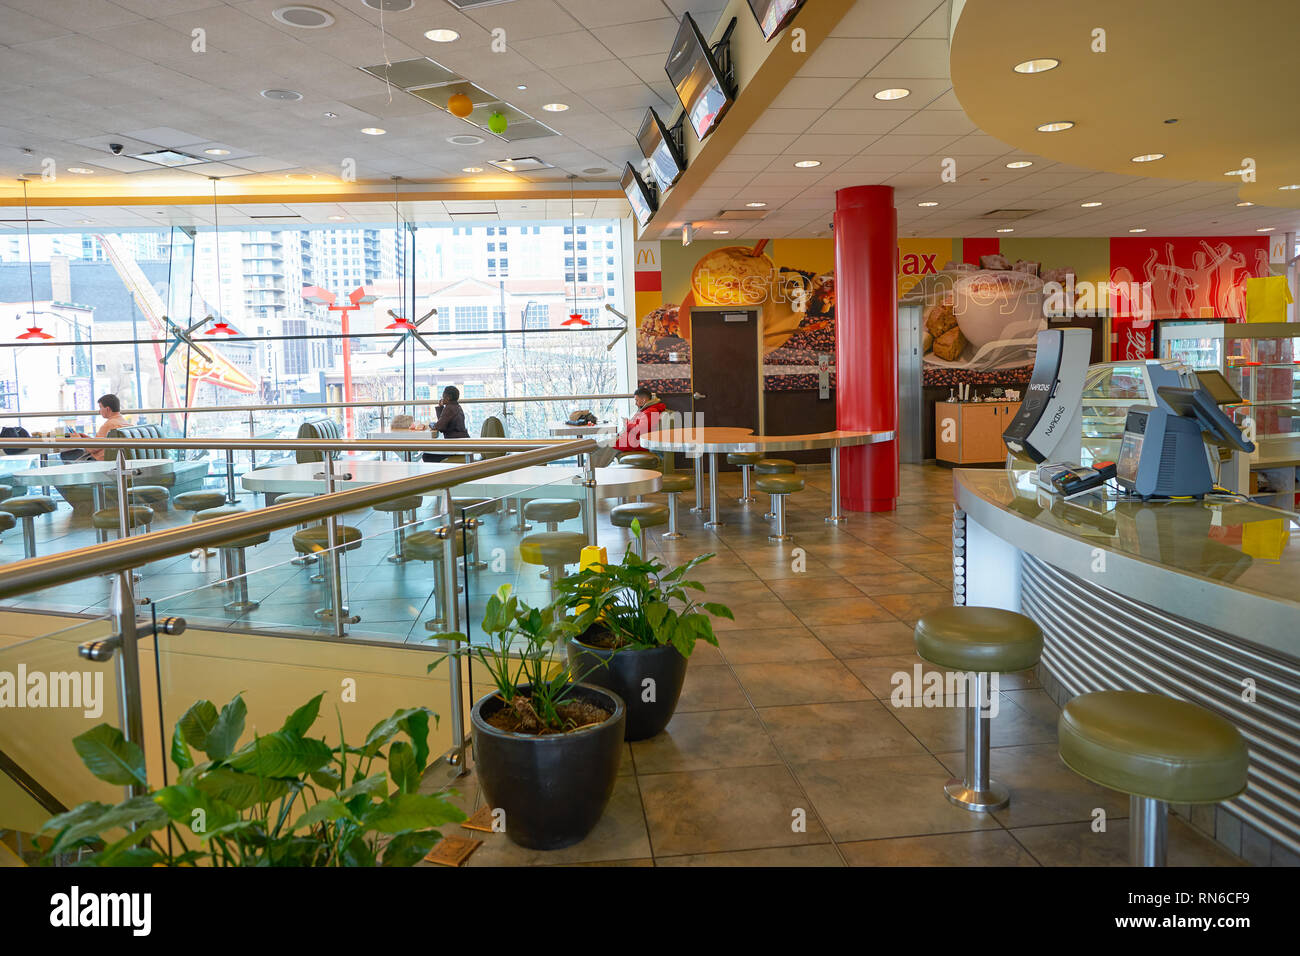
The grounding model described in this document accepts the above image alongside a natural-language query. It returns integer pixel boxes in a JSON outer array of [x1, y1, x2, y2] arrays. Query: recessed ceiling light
[[1005, 161, 1033, 169], [1129, 227, 1147, 233], [1224, 168, 1249, 176], [360, 127, 386, 135], [542, 103, 569, 112], [448, 134, 485, 146], [272, 5, 335, 28], [1280, 184, 1300, 191], [1131, 153, 1165, 163], [573, 211, 585, 216], [794, 160, 821, 168], [322, 111, 338, 118], [713, 230, 729, 234], [582, 167, 607, 174], [261, 88, 303, 101], [424, 29, 459, 42], [1013, 58, 1059, 74], [516, 84, 528, 91], [204, 148, 231, 156], [917, 201, 939, 207], [874, 88, 910, 100], [67, 166, 95, 174], [1236, 201, 1255, 207], [327, 215, 345, 220], [1257, 226, 1275, 232], [996, 227, 1014, 233], [1080, 201, 1103, 207], [462, 166, 484, 173], [745, 201, 767, 207], [1036, 121, 1074, 132], [78, 219, 94, 224]]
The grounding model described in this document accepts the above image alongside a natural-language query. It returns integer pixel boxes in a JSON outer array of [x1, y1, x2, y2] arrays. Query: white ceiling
[[0, 0, 1295, 238]]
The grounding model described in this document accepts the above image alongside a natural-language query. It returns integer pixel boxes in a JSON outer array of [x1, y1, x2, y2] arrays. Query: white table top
[[241, 459, 661, 499], [8, 458, 175, 487], [367, 429, 434, 441], [547, 421, 619, 437], [640, 427, 895, 454]]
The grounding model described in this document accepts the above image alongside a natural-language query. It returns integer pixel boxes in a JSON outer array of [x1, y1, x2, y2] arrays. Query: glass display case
[[1079, 360, 1187, 466]]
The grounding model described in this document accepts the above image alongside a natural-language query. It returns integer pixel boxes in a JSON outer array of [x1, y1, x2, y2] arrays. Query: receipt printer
[[1003, 328, 1092, 463]]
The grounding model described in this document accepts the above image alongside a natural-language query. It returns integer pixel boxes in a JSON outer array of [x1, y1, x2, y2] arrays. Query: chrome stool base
[[314, 607, 359, 624], [825, 515, 848, 525], [944, 778, 1009, 813], [386, 553, 408, 564], [224, 600, 261, 614]]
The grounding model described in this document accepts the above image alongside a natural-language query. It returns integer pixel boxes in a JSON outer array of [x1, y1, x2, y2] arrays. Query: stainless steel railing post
[[321, 464, 351, 639], [114, 452, 131, 541], [247, 410, 257, 471], [439, 487, 465, 771], [584, 456, 598, 546], [224, 449, 237, 505], [109, 571, 147, 799]]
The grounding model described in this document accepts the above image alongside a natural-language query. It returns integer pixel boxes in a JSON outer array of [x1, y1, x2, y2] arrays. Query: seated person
[[613, 387, 667, 454], [69, 393, 129, 462], [421, 385, 470, 463]]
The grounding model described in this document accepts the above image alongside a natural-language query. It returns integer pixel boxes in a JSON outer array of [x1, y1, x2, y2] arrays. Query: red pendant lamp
[[562, 174, 591, 327], [16, 178, 53, 340], [203, 177, 236, 335]]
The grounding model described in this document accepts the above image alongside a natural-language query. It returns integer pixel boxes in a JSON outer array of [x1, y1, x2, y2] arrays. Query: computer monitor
[[1155, 386, 1255, 452], [1194, 369, 1243, 406], [1115, 408, 1148, 489], [620, 163, 656, 229]]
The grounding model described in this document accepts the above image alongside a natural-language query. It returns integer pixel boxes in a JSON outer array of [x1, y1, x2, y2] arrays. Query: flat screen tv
[[665, 13, 733, 142], [747, 0, 806, 40], [621, 163, 656, 229], [636, 107, 686, 195]]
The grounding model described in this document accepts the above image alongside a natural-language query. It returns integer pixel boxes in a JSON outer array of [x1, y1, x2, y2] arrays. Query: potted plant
[[555, 547, 733, 741], [429, 585, 625, 851], [38, 692, 464, 866]]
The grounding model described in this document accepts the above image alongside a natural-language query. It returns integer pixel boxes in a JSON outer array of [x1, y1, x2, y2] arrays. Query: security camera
[[109, 143, 124, 155]]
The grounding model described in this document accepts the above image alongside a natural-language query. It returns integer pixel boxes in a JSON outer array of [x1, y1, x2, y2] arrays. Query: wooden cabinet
[[935, 402, 1021, 465]]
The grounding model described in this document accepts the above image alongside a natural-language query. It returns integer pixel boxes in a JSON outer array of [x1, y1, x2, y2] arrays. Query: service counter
[[953, 467, 1300, 865]]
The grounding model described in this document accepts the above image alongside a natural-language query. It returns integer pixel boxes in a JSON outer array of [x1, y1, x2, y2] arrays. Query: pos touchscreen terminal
[[1115, 384, 1255, 499]]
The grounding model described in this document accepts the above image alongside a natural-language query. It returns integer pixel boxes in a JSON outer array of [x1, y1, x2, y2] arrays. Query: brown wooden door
[[689, 309, 760, 433]]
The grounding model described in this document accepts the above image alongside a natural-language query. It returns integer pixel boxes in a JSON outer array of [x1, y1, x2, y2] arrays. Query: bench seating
[[56, 424, 209, 514]]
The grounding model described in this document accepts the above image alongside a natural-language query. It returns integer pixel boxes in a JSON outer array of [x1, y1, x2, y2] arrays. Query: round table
[[8, 458, 175, 512], [242, 459, 661, 544], [546, 421, 618, 437], [640, 427, 895, 526], [367, 428, 434, 461]]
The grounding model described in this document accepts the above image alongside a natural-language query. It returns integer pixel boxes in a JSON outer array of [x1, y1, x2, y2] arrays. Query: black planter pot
[[470, 682, 625, 850], [568, 637, 688, 741]]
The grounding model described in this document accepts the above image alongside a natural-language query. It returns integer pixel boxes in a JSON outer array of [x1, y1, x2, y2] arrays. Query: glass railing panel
[[0, 615, 123, 831]]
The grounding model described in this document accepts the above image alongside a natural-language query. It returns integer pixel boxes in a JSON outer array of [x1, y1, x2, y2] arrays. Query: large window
[[455, 305, 490, 332]]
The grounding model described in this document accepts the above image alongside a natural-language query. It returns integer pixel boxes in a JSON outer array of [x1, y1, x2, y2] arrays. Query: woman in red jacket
[[613, 387, 667, 453]]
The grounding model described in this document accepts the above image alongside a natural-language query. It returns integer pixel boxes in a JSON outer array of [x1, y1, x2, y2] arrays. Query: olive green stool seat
[[755, 474, 804, 543], [1, 495, 55, 559], [659, 473, 694, 539], [1059, 690, 1249, 867], [372, 494, 424, 564], [617, 452, 661, 471], [755, 459, 796, 474], [523, 498, 582, 530], [914, 605, 1044, 813], [175, 490, 228, 512], [405, 530, 468, 633], [193, 506, 269, 613], [610, 501, 669, 557], [0, 511, 15, 540], [92, 505, 154, 532], [126, 485, 170, 511], [520, 531, 587, 598], [450, 497, 493, 569], [0, 485, 13, 503], [727, 452, 762, 504], [293, 523, 363, 625]]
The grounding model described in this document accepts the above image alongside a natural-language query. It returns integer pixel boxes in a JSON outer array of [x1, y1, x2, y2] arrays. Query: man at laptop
[[70, 394, 129, 461]]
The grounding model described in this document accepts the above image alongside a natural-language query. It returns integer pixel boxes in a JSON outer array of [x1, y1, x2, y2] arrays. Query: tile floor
[[0, 461, 1248, 866]]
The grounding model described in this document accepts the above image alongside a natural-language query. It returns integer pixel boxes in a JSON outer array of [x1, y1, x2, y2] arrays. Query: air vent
[[979, 208, 1039, 220], [360, 58, 460, 89], [489, 157, 552, 172], [272, 5, 334, 28], [248, 214, 303, 220], [361, 0, 414, 11], [718, 208, 768, 221], [445, 0, 519, 9], [129, 149, 203, 167]]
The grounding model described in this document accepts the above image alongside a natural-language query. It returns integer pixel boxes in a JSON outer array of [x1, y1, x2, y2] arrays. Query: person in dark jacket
[[422, 385, 470, 463]]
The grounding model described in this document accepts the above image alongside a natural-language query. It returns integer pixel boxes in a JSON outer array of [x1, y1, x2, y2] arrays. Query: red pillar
[[834, 185, 898, 512]]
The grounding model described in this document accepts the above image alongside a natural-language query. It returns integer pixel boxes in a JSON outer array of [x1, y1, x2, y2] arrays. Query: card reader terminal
[[1050, 461, 1116, 497]]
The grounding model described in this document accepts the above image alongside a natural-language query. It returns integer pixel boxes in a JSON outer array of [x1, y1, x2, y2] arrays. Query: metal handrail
[[0, 393, 633, 421], [0, 438, 598, 600], [0, 437, 591, 454]]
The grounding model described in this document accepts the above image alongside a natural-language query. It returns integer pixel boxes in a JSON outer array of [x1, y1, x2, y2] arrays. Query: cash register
[[1115, 380, 1255, 499]]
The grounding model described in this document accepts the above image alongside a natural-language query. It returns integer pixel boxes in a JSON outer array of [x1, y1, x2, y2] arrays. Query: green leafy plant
[[429, 584, 597, 734], [553, 544, 733, 658], [38, 693, 465, 867]]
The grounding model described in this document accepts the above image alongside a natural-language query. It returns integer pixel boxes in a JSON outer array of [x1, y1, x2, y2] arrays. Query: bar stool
[[291, 524, 364, 622], [727, 452, 762, 504], [0, 485, 14, 503], [0, 511, 15, 543], [372, 494, 424, 564], [610, 502, 669, 557], [755, 475, 803, 543], [452, 497, 494, 569], [125, 485, 171, 513], [660, 473, 693, 539], [1058, 690, 1249, 867], [192, 506, 271, 613], [92, 505, 154, 541], [913, 605, 1043, 812], [0, 495, 57, 559], [175, 490, 228, 562], [755, 459, 795, 518], [523, 498, 581, 532], [403, 530, 467, 632], [616, 452, 661, 503], [519, 531, 587, 599], [269, 492, 319, 566]]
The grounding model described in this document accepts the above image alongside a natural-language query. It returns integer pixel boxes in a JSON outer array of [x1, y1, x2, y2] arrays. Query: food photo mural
[[635, 238, 836, 394]]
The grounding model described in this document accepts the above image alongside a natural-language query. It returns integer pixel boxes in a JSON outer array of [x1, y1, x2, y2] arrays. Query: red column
[[834, 185, 898, 512]]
